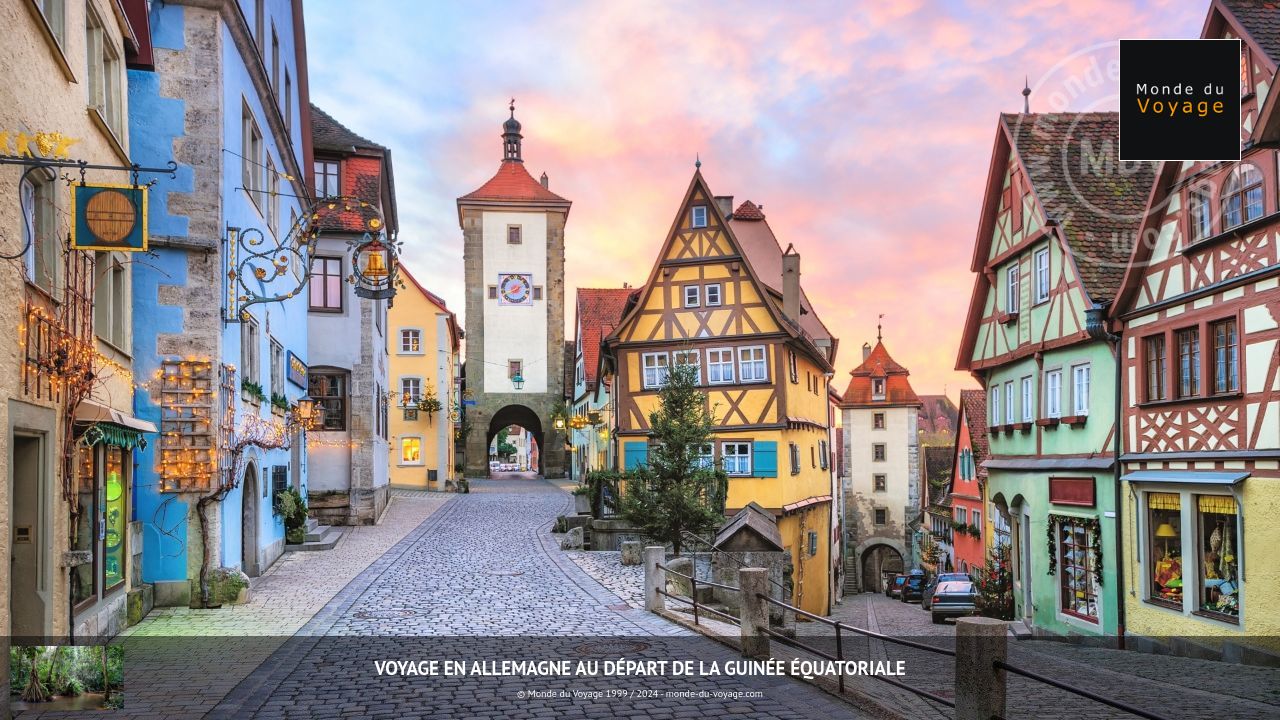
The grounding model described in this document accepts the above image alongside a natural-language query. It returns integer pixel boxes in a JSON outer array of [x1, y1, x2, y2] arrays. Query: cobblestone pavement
[[39, 477, 869, 719], [565, 551, 646, 609]]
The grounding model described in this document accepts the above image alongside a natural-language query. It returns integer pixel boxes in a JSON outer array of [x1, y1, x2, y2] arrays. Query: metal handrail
[[757, 593, 956, 657], [655, 563, 740, 627], [994, 660, 1174, 720], [680, 531, 789, 593]]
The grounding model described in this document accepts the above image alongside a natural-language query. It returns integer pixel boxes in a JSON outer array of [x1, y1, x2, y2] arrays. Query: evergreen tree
[[974, 541, 1014, 620], [620, 362, 728, 554]]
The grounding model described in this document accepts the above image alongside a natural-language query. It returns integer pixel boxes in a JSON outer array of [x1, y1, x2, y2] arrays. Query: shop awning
[[1120, 470, 1249, 485], [74, 400, 158, 449]]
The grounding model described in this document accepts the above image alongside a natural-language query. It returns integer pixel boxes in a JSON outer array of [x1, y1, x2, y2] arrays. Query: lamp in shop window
[[1155, 522, 1178, 559]]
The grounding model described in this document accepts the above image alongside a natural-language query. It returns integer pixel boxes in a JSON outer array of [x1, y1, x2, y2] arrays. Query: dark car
[[930, 580, 979, 623], [900, 574, 925, 603], [887, 574, 906, 599], [922, 572, 971, 611]]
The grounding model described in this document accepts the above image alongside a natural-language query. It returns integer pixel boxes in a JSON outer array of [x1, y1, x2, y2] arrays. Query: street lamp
[[292, 394, 321, 430], [512, 372, 525, 391], [553, 416, 566, 430]]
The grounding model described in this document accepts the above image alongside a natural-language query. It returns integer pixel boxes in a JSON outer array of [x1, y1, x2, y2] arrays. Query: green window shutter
[[624, 441, 648, 471], [752, 441, 777, 477]]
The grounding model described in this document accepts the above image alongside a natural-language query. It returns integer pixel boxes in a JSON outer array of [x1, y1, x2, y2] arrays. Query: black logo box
[[1120, 38, 1240, 162]]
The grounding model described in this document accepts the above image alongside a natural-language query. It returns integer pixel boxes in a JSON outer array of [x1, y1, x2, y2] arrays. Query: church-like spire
[[1022, 76, 1031, 114], [503, 98, 523, 162]]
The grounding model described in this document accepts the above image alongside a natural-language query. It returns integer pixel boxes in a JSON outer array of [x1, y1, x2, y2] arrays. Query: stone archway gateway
[[859, 542, 904, 594], [487, 405, 544, 476]]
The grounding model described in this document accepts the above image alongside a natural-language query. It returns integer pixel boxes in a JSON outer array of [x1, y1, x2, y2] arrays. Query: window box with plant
[[241, 379, 266, 406], [270, 392, 289, 416]]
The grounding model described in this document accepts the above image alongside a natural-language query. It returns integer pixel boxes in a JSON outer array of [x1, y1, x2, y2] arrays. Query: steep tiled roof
[[728, 212, 834, 347], [575, 288, 634, 391], [840, 340, 921, 407], [959, 389, 989, 474], [311, 104, 384, 153], [1221, 1, 1280, 64], [732, 199, 766, 220], [917, 395, 958, 436], [460, 161, 569, 204], [924, 445, 955, 505], [1002, 112, 1156, 303]]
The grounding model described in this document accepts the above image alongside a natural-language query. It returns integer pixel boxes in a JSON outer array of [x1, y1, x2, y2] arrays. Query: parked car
[[881, 571, 898, 595], [900, 574, 925, 603], [922, 572, 971, 611], [930, 580, 979, 623], [887, 574, 906, 599]]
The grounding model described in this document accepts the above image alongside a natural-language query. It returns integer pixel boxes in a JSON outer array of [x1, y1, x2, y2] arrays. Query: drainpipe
[[1085, 304, 1125, 648]]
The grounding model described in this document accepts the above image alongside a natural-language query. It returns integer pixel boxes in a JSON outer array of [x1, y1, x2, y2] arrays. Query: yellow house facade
[[388, 266, 461, 491], [603, 172, 839, 616]]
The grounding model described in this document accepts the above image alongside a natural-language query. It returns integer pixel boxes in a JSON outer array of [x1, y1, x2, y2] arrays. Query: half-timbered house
[[949, 390, 990, 574], [1110, 0, 1280, 651], [957, 112, 1155, 637], [602, 171, 839, 615]]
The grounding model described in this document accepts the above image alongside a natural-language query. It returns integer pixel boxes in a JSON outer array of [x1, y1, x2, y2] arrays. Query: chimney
[[714, 195, 734, 219], [862, 342, 872, 361], [782, 247, 800, 323], [540, 172, 549, 189]]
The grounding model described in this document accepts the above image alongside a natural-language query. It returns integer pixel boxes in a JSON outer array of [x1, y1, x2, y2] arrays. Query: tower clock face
[[498, 273, 533, 305]]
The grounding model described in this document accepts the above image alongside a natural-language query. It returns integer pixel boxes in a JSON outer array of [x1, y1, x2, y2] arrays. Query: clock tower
[[458, 104, 570, 477]]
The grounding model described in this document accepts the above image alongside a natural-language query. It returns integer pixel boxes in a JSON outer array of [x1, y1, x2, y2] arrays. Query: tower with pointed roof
[[458, 104, 571, 477], [838, 334, 923, 593]]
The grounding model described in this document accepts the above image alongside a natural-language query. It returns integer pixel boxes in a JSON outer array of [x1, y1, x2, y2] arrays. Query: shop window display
[[1058, 518, 1098, 621], [103, 447, 126, 591], [72, 445, 97, 608], [1197, 495, 1239, 619], [1147, 493, 1182, 607]]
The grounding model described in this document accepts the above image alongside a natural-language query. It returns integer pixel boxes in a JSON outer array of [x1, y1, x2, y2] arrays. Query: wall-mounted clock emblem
[[498, 272, 533, 306]]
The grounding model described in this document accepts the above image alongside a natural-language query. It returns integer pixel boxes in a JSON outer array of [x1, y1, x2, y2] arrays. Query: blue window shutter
[[753, 441, 777, 477], [624, 441, 648, 471]]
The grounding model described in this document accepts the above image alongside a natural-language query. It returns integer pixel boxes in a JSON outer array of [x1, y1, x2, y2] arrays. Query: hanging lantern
[[512, 372, 525, 391]]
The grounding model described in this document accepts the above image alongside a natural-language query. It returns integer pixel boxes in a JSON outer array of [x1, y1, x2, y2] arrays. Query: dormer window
[[872, 378, 885, 400], [691, 205, 707, 228], [1222, 163, 1263, 230]]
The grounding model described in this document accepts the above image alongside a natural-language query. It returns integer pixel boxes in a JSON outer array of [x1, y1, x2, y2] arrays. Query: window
[[872, 378, 885, 400], [874, 474, 887, 492], [872, 443, 886, 462], [683, 285, 700, 308], [1006, 264, 1020, 314], [400, 329, 422, 354], [956, 507, 968, 524], [873, 412, 885, 430], [819, 440, 829, 470], [1189, 187, 1213, 242], [1072, 365, 1090, 416], [991, 385, 1001, 425], [1004, 380, 1014, 424], [86, 7, 122, 137], [642, 352, 669, 389], [401, 377, 422, 404], [1211, 319, 1239, 394], [722, 442, 751, 476], [1020, 377, 1033, 422], [270, 466, 288, 509], [400, 437, 422, 465], [695, 444, 714, 469], [315, 161, 340, 198], [789, 443, 801, 475], [269, 338, 283, 395], [309, 372, 347, 430], [507, 360, 523, 379], [270, 24, 279, 89], [788, 351, 798, 383], [1045, 370, 1061, 419], [705, 284, 722, 306], [283, 71, 292, 133], [1145, 335, 1167, 401], [507, 225, 522, 244], [488, 286, 498, 300], [1196, 495, 1239, 619], [874, 508, 887, 525], [1147, 492, 1182, 608], [20, 164, 58, 294], [38, 0, 65, 48], [691, 205, 707, 228], [707, 348, 734, 384], [254, 0, 264, 54], [94, 253, 127, 349], [532, 286, 543, 301], [242, 105, 264, 205], [738, 346, 767, 382], [807, 531, 818, 557], [1033, 248, 1050, 303], [1177, 328, 1200, 398], [1221, 163, 1263, 230], [1058, 517, 1099, 621], [672, 349, 700, 384], [1241, 44, 1252, 96], [972, 510, 982, 531], [309, 257, 343, 311], [240, 315, 260, 386]]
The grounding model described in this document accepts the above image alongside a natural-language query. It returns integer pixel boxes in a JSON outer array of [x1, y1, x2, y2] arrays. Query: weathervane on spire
[[1022, 76, 1031, 114], [695, 153, 701, 170], [509, 97, 516, 116], [878, 314, 884, 342]]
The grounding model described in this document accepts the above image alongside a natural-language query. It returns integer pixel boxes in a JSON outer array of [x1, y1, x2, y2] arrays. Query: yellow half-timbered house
[[603, 170, 839, 615]]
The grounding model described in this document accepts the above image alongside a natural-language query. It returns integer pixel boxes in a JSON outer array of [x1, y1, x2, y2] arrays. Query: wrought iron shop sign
[[72, 183, 148, 251]]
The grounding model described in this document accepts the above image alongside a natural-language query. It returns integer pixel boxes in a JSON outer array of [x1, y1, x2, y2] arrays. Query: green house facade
[[957, 113, 1155, 637]]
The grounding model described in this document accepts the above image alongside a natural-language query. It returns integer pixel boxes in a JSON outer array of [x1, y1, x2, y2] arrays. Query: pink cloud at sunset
[[304, 0, 1205, 397]]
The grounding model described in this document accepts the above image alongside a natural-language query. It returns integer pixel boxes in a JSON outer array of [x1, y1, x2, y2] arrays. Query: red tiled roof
[[575, 288, 634, 390], [917, 394, 958, 436], [1221, 1, 1280, 64], [840, 340, 921, 407], [959, 389, 989, 473], [733, 199, 765, 220], [727, 212, 833, 346], [460, 161, 569, 204]]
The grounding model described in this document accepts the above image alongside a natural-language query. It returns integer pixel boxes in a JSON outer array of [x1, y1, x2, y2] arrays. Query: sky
[[304, 0, 1206, 398]]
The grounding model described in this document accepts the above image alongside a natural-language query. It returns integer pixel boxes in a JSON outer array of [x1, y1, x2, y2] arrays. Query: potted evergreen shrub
[[275, 487, 309, 544], [571, 484, 591, 514]]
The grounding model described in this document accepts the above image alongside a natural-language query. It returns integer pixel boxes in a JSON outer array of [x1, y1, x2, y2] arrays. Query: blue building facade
[[127, 0, 311, 605]]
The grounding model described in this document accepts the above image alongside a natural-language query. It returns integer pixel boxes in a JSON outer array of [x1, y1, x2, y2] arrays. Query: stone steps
[[285, 524, 344, 552]]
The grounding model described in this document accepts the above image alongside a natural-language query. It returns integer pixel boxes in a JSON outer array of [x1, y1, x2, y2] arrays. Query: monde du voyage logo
[[1119, 39, 1240, 162]]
